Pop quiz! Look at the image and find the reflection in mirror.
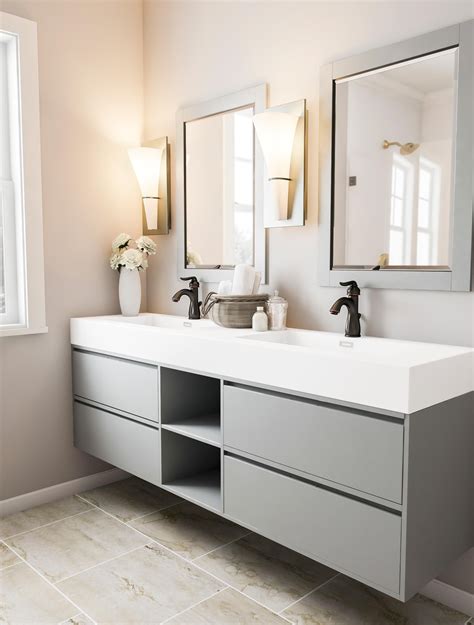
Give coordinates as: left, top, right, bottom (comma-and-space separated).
333, 48, 457, 270
185, 106, 254, 268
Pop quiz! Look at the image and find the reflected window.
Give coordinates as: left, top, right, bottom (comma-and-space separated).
416, 159, 440, 265
390, 163, 406, 263
232, 109, 254, 264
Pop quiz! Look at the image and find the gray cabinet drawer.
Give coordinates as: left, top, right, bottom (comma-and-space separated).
224, 455, 401, 595
74, 401, 160, 485
223, 385, 403, 503
73, 350, 158, 422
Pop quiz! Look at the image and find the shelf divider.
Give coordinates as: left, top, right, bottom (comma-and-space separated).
161, 413, 220, 446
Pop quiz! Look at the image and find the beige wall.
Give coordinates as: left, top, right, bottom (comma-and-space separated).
142, 0, 473, 594
0, 0, 144, 500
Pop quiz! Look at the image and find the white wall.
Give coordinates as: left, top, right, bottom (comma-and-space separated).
0, 0, 144, 500
143, 0, 474, 594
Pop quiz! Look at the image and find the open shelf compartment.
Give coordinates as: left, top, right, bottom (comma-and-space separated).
160, 367, 221, 446
161, 429, 221, 511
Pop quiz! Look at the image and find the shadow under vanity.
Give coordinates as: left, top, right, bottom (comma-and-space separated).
71, 343, 473, 604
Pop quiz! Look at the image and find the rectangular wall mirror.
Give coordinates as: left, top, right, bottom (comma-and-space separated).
319, 20, 473, 291
176, 85, 267, 283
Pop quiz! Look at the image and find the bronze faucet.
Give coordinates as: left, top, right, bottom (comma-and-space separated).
172, 277, 202, 320
330, 280, 361, 337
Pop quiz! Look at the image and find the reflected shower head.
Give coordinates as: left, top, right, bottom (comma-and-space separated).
383, 139, 420, 155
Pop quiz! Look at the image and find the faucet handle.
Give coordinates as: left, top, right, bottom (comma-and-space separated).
180, 276, 200, 288
340, 280, 360, 296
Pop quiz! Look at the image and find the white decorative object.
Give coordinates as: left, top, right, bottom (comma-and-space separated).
109, 233, 157, 316
252, 306, 268, 332
119, 269, 141, 317
231, 264, 256, 295
266, 290, 288, 330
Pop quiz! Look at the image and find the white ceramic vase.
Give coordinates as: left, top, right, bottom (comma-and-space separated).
119, 268, 141, 316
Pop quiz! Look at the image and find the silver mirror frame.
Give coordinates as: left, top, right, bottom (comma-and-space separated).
318, 20, 473, 291
176, 84, 267, 283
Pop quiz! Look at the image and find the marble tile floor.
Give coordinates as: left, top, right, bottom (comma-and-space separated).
0, 477, 471, 625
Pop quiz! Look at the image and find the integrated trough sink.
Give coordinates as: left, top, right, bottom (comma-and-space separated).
71, 313, 473, 414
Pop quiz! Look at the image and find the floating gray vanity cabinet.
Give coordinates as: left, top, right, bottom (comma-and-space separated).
71, 346, 473, 603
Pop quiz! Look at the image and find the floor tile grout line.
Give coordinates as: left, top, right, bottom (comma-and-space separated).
159, 586, 229, 625
1, 508, 94, 541
76, 494, 294, 622
59, 612, 83, 625
277, 572, 341, 614
0, 560, 24, 572
191, 530, 254, 562
127, 499, 185, 522
54, 543, 149, 585
0, 539, 98, 625
180, 562, 294, 624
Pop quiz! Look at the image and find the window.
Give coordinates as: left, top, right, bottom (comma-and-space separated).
232, 108, 254, 265
416, 159, 441, 265
221, 107, 254, 266
389, 158, 412, 265
0, 13, 46, 336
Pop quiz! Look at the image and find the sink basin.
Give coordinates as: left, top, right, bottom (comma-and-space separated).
103, 313, 215, 330
240, 329, 470, 366
242, 329, 354, 351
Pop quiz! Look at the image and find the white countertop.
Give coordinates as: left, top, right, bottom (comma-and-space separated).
70, 313, 473, 415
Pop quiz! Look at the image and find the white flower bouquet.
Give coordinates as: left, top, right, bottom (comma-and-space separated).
109, 233, 157, 271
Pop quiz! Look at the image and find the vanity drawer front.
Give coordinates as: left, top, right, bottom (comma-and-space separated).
73, 350, 159, 422
224, 455, 401, 595
74, 401, 160, 485
223, 385, 403, 503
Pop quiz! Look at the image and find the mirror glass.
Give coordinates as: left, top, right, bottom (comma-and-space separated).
185, 105, 254, 268
332, 48, 457, 270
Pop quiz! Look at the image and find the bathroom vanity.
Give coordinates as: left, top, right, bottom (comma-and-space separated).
70, 314, 473, 602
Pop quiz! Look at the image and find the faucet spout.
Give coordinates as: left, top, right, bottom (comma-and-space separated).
329, 296, 350, 316
172, 288, 190, 303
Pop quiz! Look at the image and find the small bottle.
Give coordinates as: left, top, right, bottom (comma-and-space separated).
252, 306, 268, 332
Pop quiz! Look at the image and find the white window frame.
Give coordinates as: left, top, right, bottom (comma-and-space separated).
0, 12, 46, 337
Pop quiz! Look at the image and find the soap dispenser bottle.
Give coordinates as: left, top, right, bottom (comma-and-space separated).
252, 306, 268, 332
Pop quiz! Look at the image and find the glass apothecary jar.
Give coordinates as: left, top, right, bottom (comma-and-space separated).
265, 290, 288, 330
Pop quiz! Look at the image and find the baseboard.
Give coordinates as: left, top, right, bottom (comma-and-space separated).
422, 579, 474, 617
0, 468, 129, 517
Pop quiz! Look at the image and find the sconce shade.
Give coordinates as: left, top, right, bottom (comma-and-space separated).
128, 146, 164, 232
253, 111, 300, 220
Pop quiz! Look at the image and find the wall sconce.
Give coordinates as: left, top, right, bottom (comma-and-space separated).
253, 99, 306, 228
128, 137, 170, 235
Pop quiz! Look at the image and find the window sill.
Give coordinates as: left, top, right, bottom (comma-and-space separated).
0, 325, 48, 338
